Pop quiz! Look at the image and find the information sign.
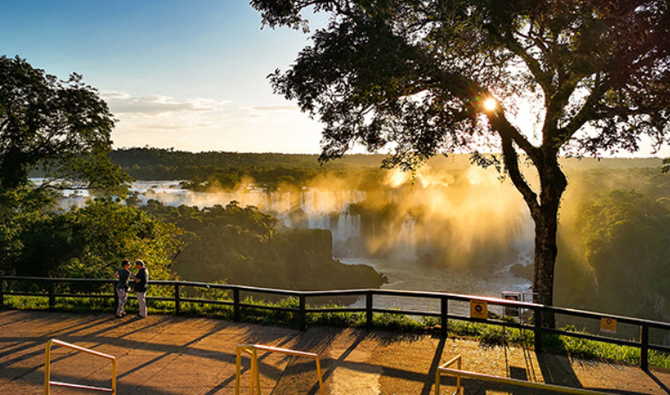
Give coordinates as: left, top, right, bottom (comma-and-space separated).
502, 291, 522, 316
470, 300, 488, 320
600, 317, 617, 334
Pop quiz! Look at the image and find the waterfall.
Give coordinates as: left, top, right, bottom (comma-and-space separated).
394, 216, 418, 261
510, 210, 534, 266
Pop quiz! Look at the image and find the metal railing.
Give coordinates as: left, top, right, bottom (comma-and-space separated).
3, 275, 668, 370
235, 344, 324, 395
44, 339, 117, 394
435, 354, 615, 395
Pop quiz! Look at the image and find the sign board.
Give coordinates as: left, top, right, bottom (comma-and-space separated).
470, 300, 488, 320
600, 317, 617, 334
502, 292, 522, 316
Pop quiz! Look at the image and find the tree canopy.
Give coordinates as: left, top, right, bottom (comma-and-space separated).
0, 55, 130, 193
0, 57, 135, 279
253, 0, 670, 313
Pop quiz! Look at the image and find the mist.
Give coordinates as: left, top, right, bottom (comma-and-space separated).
123, 157, 542, 272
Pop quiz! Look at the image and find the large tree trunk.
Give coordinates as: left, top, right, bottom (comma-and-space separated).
492, 114, 567, 328
532, 206, 559, 308
530, 160, 567, 328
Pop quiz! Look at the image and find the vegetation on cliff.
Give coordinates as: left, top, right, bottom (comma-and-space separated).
141, 200, 386, 290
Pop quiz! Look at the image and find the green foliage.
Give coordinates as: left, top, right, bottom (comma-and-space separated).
0, 186, 56, 273
7, 199, 182, 283
369, 311, 429, 332
141, 200, 387, 291
0, 57, 135, 279
254, 0, 670, 164
308, 306, 365, 328
571, 189, 670, 319
0, 55, 130, 193
109, 147, 385, 187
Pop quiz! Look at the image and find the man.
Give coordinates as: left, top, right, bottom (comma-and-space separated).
113, 259, 131, 318
132, 260, 149, 318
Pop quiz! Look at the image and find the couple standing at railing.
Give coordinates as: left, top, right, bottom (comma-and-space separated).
113, 260, 149, 319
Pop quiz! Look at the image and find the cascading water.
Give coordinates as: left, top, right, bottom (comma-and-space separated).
393, 216, 417, 261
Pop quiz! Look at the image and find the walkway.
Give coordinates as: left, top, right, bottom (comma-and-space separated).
0, 310, 668, 394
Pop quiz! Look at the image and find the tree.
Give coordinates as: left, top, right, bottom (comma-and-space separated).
8, 198, 183, 298
575, 189, 670, 320
0, 56, 133, 276
252, 0, 670, 319
0, 55, 130, 193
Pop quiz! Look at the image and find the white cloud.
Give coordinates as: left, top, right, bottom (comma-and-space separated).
102, 91, 230, 115
102, 91, 323, 153
250, 105, 299, 112
241, 105, 306, 125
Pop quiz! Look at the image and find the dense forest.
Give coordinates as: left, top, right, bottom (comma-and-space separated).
109, 147, 665, 186
140, 200, 385, 290
0, 192, 386, 292
109, 147, 390, 189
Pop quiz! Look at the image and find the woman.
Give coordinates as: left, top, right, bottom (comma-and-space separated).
113, 260, 131, 318
132, 260, 149, 318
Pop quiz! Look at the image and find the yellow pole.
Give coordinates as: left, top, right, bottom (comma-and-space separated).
249, 350, 255, 395
111, 358, 117, 395
456, 356, 461, 393
44, 339, 53, 395
253, 348, 261, 395
235, 348, 242, 395
315, 358, 325, 395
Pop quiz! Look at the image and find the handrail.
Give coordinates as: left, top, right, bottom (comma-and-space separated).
235, 344, 324, 395
435, 354, 615, 395
3, 275, 668, 370
435, 355, 462, 395
44, 339, 117, 394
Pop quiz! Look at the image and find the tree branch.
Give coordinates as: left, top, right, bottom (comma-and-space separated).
490, 113, 540, 216
556, 79, 613, 145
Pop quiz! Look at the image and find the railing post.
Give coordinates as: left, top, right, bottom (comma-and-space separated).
298, 294, 306, 330
113, 284, 118, 313
233, 288, 240, 322
441, 296, 448, 338
0, 278, 4, 308
48, 281, 56, 310
174, 283, 181, 315
366, 291, 373, 330
534, 305, 543, 352
640, 323, 649, 370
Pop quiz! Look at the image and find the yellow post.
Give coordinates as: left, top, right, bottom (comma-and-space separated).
235, 347, 242, 395
252, 348, 261, 395
111, 358, 117, 395
435, 355, 462, 395
44, 339, 52, 395
249, 349, 254, 395
315, 357, 324, 392
235, 344, 324, 395
43, 339, 116, 395
436, 354, 613, 395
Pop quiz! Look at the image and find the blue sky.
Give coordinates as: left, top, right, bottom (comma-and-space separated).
1, 0, 326, 153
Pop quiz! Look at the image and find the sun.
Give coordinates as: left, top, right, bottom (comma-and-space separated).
483, 98, 497, 111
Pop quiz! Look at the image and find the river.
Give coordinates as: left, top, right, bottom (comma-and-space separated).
340, 257, 532, 315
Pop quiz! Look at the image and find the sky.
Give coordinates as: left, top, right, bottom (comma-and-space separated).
1, 1, 667, 157
0, 0, 328, 153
